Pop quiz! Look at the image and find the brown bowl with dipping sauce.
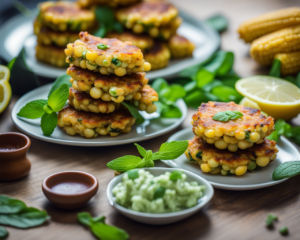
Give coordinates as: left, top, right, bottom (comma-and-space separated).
42, 171, 99, 209
0, 132, 31, 181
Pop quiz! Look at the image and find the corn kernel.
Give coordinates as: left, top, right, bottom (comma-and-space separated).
201, 163, 211, 173
208, 159, 219, 168
86, 51, 98, 61
235, 166, 247, 176
256, 156, 270, 167
235, 131, 246, 140
221, 169, 228, 176
84, 129, 95, 138
204, 129, 215, 138
224, 135, 238, 144
215, 139, 228, 149
215, 128, 224, 137
222, 165, 230, 171
250, 132, 260, 142
228, 144, 238, 152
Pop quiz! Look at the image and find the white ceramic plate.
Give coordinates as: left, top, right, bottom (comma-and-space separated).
0, 11, 220, 79
11, 84, 187, 146
162, 128, 300, 190
106, 167, 214, 225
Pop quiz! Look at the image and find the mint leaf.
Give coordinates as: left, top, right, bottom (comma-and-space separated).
279, 227, 289, 235
0, 226, 8, 239
48, 74, 72, 98
205, 14, 228, 32
152, 78, 168, 93
91, 222, 129, 240
41, 112, 58, 136
169, 171, 183, 181
272, 161, 300, 180
7, 58, 16, 71
152, 141, 188, 160
17, 99, 47, 119
213, 111, 243, 122
0, 195, 26, 214
269, 59, 281, 78
0, 207, 49, 228
267, 130, 279, 141
107, 156, 142, 171
134, 143, 146, 157
145, 150, 153, 160
78, 212, 105, 227
121, 102, 144, 124
153, 187, 166, 200
265, 214, 277, 227
47, 84, 69, 112
127, 170, 139, 180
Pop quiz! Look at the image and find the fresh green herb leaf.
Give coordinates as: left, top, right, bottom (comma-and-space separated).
151, 141, 188, 160
112, 58, 121, 67
205, 14, 228, 32
0, 207, 49, 229
269, 59, 281, 78
13, 0, 32, 16
169, 171, 183, 181
267, 130, 279, 141
9, 48, 39, 95
196, 69, 214, 87
48, 74, 72, 98
121, 102, 145, 124
284, 76, 295, 83
94, 26, 107, 38
127, 170, 139, 180
295, 72, 300, 88
97, 44, 109, 50
0, 195, 26, 214
183, 90, 208, 109
213, 111, 243, 122
272, 161, 300, 180
107, 156, 142, 172
0, 226, 8, 239
95, 6, 114, 31
159, 103, 182, 118
47, 84, 69, 112
145, 150, 153, 161
78, 212, 105, 227
41, 112, 58, 136
183, 81, 197, 94
211, 86, 242, 102
279, 227, 289, 235
153, 187, 166, 200
43, 104, 53, 114
7, 58, 16, 71
265, 214, 277, 227
134, 143, 146, 157
17, 99, 47, 119
217, 52, 234, 75
160, 84, 186, 102
202, 80, 223, 92
91, 222, 129, 240
196, 151, 202, 159
203, 51, 231, 74
152, 78, 169, 93
113, 22, 123, 33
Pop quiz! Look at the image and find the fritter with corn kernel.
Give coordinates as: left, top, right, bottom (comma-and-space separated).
185, 136, 278, 176
36, 44, 68, 68
144, 41, 171, 70
106, 31, 154, 53
38, 1, 95, 32
69, 85, 158, 114
65, 32, 151, 76
67, 65, 148, 103
192, 102, 274, 151
58, 105, 136, 138
168, 34, 195, 58
116, 1, 180, 40
77, 0, 141, 8
34, 19, 79, 47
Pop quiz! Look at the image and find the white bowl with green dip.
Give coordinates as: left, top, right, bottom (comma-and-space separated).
106, 167, 214, 225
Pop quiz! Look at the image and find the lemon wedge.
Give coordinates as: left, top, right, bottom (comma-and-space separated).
236, 76, 300, 120
0, 65, 12, 114
239, 97, 260, 109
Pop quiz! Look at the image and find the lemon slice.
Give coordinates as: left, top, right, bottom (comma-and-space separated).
0, 80, 12, 114
236, 76, 300, 120
0, 65, 10, 82
239, 97, 260, 109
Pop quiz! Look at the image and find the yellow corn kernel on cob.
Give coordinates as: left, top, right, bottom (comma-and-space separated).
250, 25, 300, 66
238, 7, 300, 43
275, 51, 300, 76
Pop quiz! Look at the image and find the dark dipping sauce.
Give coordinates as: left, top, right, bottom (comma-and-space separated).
51, 182, 90, 194
0, 144, 21, 151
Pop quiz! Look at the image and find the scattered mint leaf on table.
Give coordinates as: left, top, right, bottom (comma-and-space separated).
0, 195, 26, 214
205, 14, 228, 32
213, 111, 243, 122
0, 226, 8, 239
265, 214, 277, 227
279, 227, 289, 235
272, 161, 300, 180
78, 212, 105, 227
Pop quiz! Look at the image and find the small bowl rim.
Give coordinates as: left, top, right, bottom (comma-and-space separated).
0, 132, 31, 153
42, 171, 98, 197
106, 167, 214, 218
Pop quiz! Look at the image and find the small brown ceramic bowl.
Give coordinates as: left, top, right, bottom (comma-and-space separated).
42, 171, 99, 209
0, 132, 31, 181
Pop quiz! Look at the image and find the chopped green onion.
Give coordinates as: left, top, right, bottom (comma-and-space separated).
97, 44, 109, 50
112, 58, 121, 67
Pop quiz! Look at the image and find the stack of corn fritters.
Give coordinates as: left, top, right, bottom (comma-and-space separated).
185, 102, 279, 176
33, 1, 96, 68
58, 31, 157, 138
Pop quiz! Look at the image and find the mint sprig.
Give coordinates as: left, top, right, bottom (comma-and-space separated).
17, 82, 70, 136
78, 212, 129, 240
213, 110, 243, 122
272, 161, 300, 180
107, 141, 188, 171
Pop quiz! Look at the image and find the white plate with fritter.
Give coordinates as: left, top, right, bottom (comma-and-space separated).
11, 83, 187, 146
0, 11, 220, 79
162, 127, 300, 190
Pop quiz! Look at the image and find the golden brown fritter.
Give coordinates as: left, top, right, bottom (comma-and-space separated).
144, 41, 170, 70
192, 102, 275, 151
78, 0, 141, 8
57, 105, 136, 137
35, 44, 68, 68
106, 31, 154, 52
168, 34, 195, 58
185, 136, 278, 176
38, 1, 95, 32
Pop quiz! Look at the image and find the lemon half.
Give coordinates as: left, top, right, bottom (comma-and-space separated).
0, 65, 12, 114
236, 76, 300, 120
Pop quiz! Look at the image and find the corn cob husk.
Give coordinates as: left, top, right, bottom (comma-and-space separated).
275, 51, 300, 76
250, 25, 300, 66
238, 7, 300, 43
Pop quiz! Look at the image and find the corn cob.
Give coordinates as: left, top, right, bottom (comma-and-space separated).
275, 51, 300, 76
238, 7, 300, 43
250, 25, 300, 66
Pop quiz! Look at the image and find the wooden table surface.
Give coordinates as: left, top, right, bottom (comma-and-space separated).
1, 0, 300, 239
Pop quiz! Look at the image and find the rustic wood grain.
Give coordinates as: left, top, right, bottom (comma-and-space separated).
1, 0, 300, 239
